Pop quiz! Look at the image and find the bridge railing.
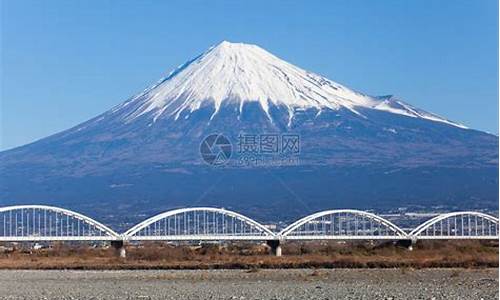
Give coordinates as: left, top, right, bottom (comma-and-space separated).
279, 209, 409, 240
0, 205, 497, 242
0, 205, 120, 241
409, 211, 499, 240
123, 207, 276, 241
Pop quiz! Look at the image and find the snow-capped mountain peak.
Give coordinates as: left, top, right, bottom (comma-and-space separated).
114, 41, 466, 129
2, 43, 496, 219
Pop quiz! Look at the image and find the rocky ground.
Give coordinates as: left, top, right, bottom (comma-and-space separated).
0, 268, 497, 299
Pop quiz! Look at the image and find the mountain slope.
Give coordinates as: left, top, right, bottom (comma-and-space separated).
0, 41, 497, 224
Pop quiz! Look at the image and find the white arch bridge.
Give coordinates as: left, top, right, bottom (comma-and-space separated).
0, 205, 497, 256
0, 205, 497, 244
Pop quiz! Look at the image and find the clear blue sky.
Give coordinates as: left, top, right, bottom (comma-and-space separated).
1, 0, 498, 150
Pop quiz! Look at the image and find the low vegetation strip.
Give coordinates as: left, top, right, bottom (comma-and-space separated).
0, 240, 497, 270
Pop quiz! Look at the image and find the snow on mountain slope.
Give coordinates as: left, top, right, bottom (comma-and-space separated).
111, 41, 466, 128
374, 95, 468, 129
0, 41, 496, 218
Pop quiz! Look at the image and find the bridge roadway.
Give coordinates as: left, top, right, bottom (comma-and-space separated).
0, 205, 498, 256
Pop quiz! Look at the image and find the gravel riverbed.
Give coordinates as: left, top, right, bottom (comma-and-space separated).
0, 268, 497, 299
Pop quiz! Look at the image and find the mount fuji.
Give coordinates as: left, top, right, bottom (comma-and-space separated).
1, 41, 497, 224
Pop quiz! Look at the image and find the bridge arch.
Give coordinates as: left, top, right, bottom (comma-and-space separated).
409, 211, 499, 239
124, 207, 276, 241
280, 209, 408, 240
0, 205, 120, 241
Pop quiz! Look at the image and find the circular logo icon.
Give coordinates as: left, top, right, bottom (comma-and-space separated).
200, 134, 232, 166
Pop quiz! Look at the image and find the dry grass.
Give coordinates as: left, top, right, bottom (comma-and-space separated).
0, 240, 496, 270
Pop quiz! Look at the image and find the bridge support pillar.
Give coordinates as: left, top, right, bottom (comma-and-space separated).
111, 240, 126, 258
409, 237, 417, 251
266, 240, 282, 257
396, 239, 416, 251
